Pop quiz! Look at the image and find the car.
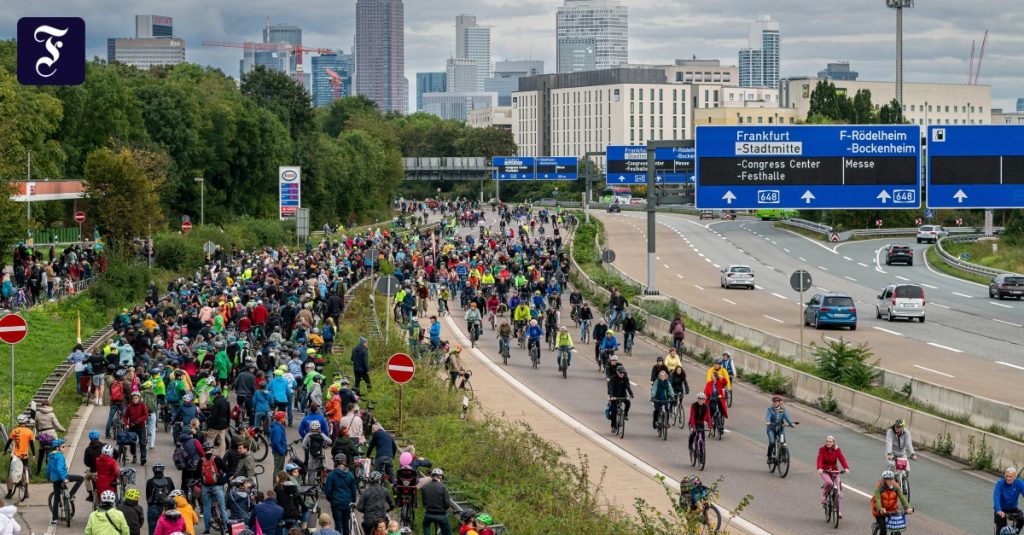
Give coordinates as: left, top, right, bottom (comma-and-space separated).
916, 225, 948, 244
989, 273, 1024, 300
607, 203, 622, 213
804, 293, 857, 330
884, 244, 914, 266
720, 265, 755, 289
876, 284, 926, 322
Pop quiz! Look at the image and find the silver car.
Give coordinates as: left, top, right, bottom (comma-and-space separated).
876, 284, 926, 322
915, 225, 948, 244
720, 265, 755, 289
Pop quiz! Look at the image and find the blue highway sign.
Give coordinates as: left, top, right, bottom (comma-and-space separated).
493, 157, 536, 180
926, 125, 1024, 208
695, 125, 921, 209
606, 146, 694, 185
535, 157, 578, 180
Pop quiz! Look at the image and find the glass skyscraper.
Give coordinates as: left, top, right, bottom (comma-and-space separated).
555, 0, 627, 74
311, 52, 354, 107
738, 16, 780, 88
356, 0, 407, 114
456, 15, 491, 91
416, 72, 447, 111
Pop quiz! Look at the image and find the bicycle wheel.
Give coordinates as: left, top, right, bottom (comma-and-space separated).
561, 355, 567, 379
726, 389, 733, 408
48, 491, 59, 521
702, 504, 721, 533
253, 434, 270, 462
63, 492, 74, 527
768, 449, 777, 474
824, 492, 833, 523
690, 442, 697, 466
401, 502, 413, 528
660, 410, 669, 441
616, 406, 625, 439
778, 445, 790, 478
464, 380, 475, 401
832, 491, 840, 529
16, 478, 28, 502
697, 440, 706, 471
531, 347, 539, 369
715, 413, 724, 441
902, 473, 910, 501
502, 346, 509, 366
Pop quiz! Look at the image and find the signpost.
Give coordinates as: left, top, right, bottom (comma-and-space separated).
535, 157, 578, 180
790, 270, 812, 362
926, 125, 1024, 208
278, 166, 301, 220
492, 157, 577, 180
492, 157, 535, 180
695, 125, 921, 209
0, 314, 28, 430
606, 146, 695, 184
181, 220, 192, 233
387, 352, 416, 434
375, 275, 401, 345
601, 249, 616, 263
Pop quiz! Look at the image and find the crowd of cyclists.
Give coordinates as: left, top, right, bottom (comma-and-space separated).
1, 242, 105, 310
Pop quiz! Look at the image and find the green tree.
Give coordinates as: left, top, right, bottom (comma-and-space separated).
82, 147, 168, 253
318, 95, 379, 137
852, 89, 876, 124
455, 127, 517, 158
241, 66, 315, 143
878, 99, 906, 124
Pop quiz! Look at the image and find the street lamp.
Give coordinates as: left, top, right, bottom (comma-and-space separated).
886, 0, 914, 108
194, 177, 205, 226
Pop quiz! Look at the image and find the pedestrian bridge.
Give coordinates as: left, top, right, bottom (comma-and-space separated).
403, 157, 493, 180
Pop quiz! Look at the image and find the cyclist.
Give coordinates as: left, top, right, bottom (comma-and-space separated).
497, 319, 512, 359
871, 470, 913, 534
669, 366, 689, 411
599, 330, 619, 369
578, 303, 593, 342
651, 370, 675, 431
356, 471, 393, 534
421, 468, 452, 535
84, 490, 129, 535
485, 293, 500, 322
622, 312, 637, 352
555, 326, 574, 371
145, 464, 175, 535
688, 393, 713, 455
465, 303, 482, 347
720, 351, 736, 382
46, 438, 84, 525
664, 348, 682, 372
764, 395, 795, 463
994, 466, 1024, 533
592, 318, 607, 362
4, 414, 36, 500
225, 476, 253, 527
117, 488, 144, 535
512, 301, 531, 339
302, 421, 333, 483
568, 290, 583, 320
679, 475, 710, 513
607, 365, 634, 432
543, 306, 559, 345
525, 319, 544, 361
703, 371, 729, 429
705, 360, 733, 392
816, 436, 850, 516
649, 356, 669, 386
885, 418, 918, 464
604, 354, 621, 381
323, 453, 357, 535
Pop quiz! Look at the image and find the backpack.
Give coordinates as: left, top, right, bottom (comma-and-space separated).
672, 321, 685, 337
172, 442, 190, 470
307, 433, 325, 460
150, 478, 172, 503
201, 456, 220, 485
110, 380, 125, 403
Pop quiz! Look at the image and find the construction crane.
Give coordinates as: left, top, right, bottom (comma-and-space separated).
325, 68, 343, 101
967, 30, 989, 85
203, 40, 336, 84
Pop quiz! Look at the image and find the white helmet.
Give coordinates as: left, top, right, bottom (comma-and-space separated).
16, 414, 29, 425
102, 444, 115, 456
100, 490, 117, 504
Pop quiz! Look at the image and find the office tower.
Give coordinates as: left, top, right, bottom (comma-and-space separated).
264, 23, 301, 72
417, 72, 448, 111
446, 58, 479, 93
355, 0, 407, 113
455, 15, 491, 91
555, 0, 628, 74
738, 15, 780, 88
312, 52, 355, 107
1017, 98, 1024, 113
107, 37, 185, 69
817, 62, 859, 81
486, 60, 544, 106
135, 15, 173, 38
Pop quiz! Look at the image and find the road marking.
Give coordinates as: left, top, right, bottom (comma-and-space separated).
920, 283, 938, 289
694, 284, 705, 291
763, 315, 784, 324
776, 226, 841, 255
843, 256, 853, 261
722, 298, 737, 305
913, 364, 955, 378
737, 249, 744, 253
895, 275, 910, 281
755, 284, 765, 290
844, 276, 858, 282
931, 302, 950, 309
824, 336, 840, 343
630, 381, 639, 386
771, 240, 778, 245
783, 248, 791, 253
873, 326, 904, 336
857, 262, 869, 268
816, 287, 830, 292
799, 257, 807, 262
994, 318, 1023, 327
713, 263, 721, 268
997, 361, 1024, 372
656, 256, 661, 261
928, 342, 963, 353
676, 273, 684, 279
842, 483, 873, 499
989, 301, 1014, 309
953, 292, 973, 299
765, 265, 775, 271
874, 247, 887, 274
698, 253, 705, 258
771, 292, 789, 301
664, 263, 671, 269
704, 258, 712, 263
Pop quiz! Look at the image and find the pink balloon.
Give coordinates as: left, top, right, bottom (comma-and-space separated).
399, 452, 413, 467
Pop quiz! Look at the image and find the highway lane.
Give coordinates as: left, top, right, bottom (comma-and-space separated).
440, 291, 989, 534
596, 211, 1024, 408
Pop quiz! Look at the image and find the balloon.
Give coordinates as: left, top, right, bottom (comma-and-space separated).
399, 452, 413, 467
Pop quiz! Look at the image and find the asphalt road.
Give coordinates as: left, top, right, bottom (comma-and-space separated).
597, 210, 1024, 407
436, 244, 995, 534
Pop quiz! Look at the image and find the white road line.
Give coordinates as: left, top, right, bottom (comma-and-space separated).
989, 301, 1014, 309
737, 249, 744, 253
713, 264, 721, 268
931, 302, 950, 309
676, 273, 684, 279
843, 484, 873, 499
816, 287, 830, 292
798, 257, 807, 262
843, 256, 853, 261
694, 284, 705, 291
922, 249, 990, 289
755, 284, 765, 290
783, 248, 791, 253
844, 276, 858, 282
763, 315, 784, 324
776, 226, 841, 255
913, 364, 955, 378
928, 342, 963, 353
824, 336, 840, 343
920, 283, 938, 289
771, 292, 789, 301
630, 381, 639, 386
817, 265, 830, 272
873, 326, 904, 336
857, 262, 869, 268
765, 265, 775, 271
704, 258, 712, 263
997, 361, 1024, 372
953, 292, 973, 299
994, 318, 1024, 327
698, 253, 705, 257
664, 263, 671, 269
656, 256, 661, 261
771, 241, 778, 245
895, 275, 910, 281
722, 298, 737, 305
874, 247, 887, 274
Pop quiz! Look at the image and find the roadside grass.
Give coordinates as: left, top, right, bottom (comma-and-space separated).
941, 240, 1024, 275
924, 247, 992, 285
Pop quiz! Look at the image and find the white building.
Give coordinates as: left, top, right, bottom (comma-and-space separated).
106, 37, 185, 69
455, 15, 491, 91
739, 16, 780, 88
446, 58, 479, 93
556, 0, 628, 74
467, 106, 514, 130
991, 108, 1024, 125
423, 92, 497, 121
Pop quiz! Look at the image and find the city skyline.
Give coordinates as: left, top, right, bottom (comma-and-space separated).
1, 0, 1022, 111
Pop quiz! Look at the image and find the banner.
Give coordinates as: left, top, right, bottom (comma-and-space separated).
278, 166, 301, 220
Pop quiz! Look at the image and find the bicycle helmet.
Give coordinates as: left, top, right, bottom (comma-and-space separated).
606, 330, 614, 336
615, 365, 625, 373
89, 430, 101, 441
100, 490, 117, 504
713, 358, 723, 365
102, 444, 114, 456
164, 499, 181, 512
333, 453, 347, 464
608, 354, 618, 362
231, 476, 248, 486
124, 488, 141, 501
696, 393, 706, 400
656, 356, 664, 362
771, 395, 783, 402
881, 470, 896, 480
51, 438, 65, 448
399, 529, 413, 535
430, 468, 444, 477
459, 509, 478, 523
476, 513, 493, 526
285, 463, 299, 472
1000, 527, 1017, 535
115, 369, 128, 379
309, 421, 321, 431
893, 418, 907, 428
183, 393, 195, 402
209, 387, 222, 396
16, 414, 29, 424
168, 490, 183, 498
203, 440, 214, 450
152, 463, 166, 473
369, 471, 383, 484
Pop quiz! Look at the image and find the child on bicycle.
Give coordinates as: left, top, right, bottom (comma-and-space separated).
651, 370, 675, 430
765, 395, 795, 463
4, 414, 35, 500
871, 470, 913, 534
46, 439, 84, 525
555, 326, 574, 370
679, 474, 710, 512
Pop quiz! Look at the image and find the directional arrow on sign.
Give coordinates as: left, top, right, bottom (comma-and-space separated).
877, 190, 891, 204
953, 189, 968, 204
801, 190, 816, 204
618, 176, 626, 182
722, 191, 737, 205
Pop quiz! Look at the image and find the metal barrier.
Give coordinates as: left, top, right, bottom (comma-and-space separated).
935, 234, 1008, 278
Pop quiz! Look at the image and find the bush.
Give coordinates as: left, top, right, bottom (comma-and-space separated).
817, 387, 840, 413
813, 339, 881, 390
932, 432, 954, 456
967, 435, 995, 471
747, 369, 791, 395
89, 259, 151, 310
154, 234, 205, 271
234, 217, 293, 249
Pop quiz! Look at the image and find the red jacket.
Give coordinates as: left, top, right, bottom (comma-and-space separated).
689, 401, 713, 429
95, 454, 119, 495
123, 401, 149, 429
702, 381, 729, 419
817, 445, 849, 472
251, 305, 268, 326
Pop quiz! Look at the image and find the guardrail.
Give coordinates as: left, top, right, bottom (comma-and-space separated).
935, 234, 1009, 278
778, 218, 1004, 241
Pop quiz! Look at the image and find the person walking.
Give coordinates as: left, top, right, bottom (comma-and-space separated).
145, 464, 175, 535
421, 468, 452, 535
322, 454, 357, 535
351, 337, 371, 392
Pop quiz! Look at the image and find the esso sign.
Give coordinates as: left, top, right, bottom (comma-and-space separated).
281, 169, 299, 182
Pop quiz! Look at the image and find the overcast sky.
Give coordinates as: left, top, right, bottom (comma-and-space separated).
3, 0, 1023, 111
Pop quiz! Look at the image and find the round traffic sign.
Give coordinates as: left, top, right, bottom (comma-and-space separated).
375, 275, 401, 297
74, 211, 86, 224
387, 353, 416, 384
601, 249, 616, 263
181, 220, 193, 233
790, 270, 813, 293
0, 314, 28, 345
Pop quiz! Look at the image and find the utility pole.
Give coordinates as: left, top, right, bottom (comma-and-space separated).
194, 177, 205, 226
26, 150, 32, 223
583, 151, 605, 223
886, 0, 914, 108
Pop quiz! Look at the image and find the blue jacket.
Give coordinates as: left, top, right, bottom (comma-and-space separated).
993, 478, 1024, 513
46, 451, 68, 482
298, 413, 329, 439
268, 376, 290, 404
429, 323, 441, 342
322, 468, 357, 507
175, 402, 199, 425
600, 336, 619, 351
526, 325, 543, 340
269, 421, 288, 455
253, 389, 272, 414
249, 498, 284, 532
366, 428, 397, 460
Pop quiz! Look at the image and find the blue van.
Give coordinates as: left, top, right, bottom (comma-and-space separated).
803, 293, 857, 330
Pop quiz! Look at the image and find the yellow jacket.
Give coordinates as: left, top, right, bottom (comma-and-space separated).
513, 305, 531, 322
665, 353, 682, 371
174, 495, 200, 535
555, 332, 574, 347
706, 367, 732, 390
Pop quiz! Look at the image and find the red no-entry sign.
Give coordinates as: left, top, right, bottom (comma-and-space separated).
0, 314, 28, 345
74, 211, 86, 224
181, 221, 193, 233
387, 353, 416, 384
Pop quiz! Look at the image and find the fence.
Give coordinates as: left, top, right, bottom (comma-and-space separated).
935, 234, 1008, 278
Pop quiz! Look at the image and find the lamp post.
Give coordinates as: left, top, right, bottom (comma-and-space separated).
886, 0, 914, 108
194, 177, 205, 226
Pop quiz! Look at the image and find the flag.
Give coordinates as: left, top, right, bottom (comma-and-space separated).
76, 311, 81, 344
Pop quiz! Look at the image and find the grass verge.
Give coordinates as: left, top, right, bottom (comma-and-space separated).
924, 246, 992, 285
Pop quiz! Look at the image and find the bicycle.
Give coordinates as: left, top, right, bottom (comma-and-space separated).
516, 326, 527, 350
710, 404, 725, 440
557, 347, 573, 379
725, 388, 733, 408
488, 310, 497, 331
498, 335, 510, 366
610, 397, 628, 439
238, 424, 271, 463
450, 369, 474, 400
579, 319, 591, 344
397, 493, 415, 529
529, 340, 541, 369
873, 511, 912, 535
767, 422, 798, 478
159, 403, 173, 432
692, 499, 721, 534
624, 331, 634, 356
997, 510, 1024, 535
48, 481, 76, 527
348, 501, 365, 535
672, 393, 687, 428
689, 426, 707, 471
570, 304, 581, 326
888, 457, 912, 501
116, 468, 136, 504
468, 321, 481, 348
654, 401, 670, 441
598, 348, 615, 375
822, 470, 842, 529
10, 455, 31, 502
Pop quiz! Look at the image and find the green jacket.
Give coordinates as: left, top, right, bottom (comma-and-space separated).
85, 507, 130, 535
214, 350, 231, 379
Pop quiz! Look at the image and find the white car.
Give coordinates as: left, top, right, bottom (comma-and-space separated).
876, 283, 926, 322
720, 265, 755, 289
916, 225, 948, 244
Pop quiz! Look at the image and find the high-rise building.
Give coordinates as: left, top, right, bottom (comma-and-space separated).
446, 58, 479, 93
416, 72, 447, 111
264, 23, 301, 72
107, 37, 185, 69
356, 0, 407, 114
455, 15, 491, 91
738, 15, 780, 88
311, 52, 354, 107
556, 0, 628, 74
135, 15, 173, 38
422, 92, 497, 121
817, 62, 859, 81
1017, 97, 1024, 113
486, 59, 544, 106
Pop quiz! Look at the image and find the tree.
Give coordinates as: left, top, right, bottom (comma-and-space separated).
852, 89, 876, 124
82, 147, 167, 254
241, 66, 314, 143
878, 99, 906, 124
318, 95, 379, 138
455, 127, 517, 158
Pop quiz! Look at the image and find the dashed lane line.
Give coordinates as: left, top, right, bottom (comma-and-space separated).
913, 365, 955, 378
927, 342, 963, 353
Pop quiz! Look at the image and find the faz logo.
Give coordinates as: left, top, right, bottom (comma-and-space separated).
17, 17, 85, 85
